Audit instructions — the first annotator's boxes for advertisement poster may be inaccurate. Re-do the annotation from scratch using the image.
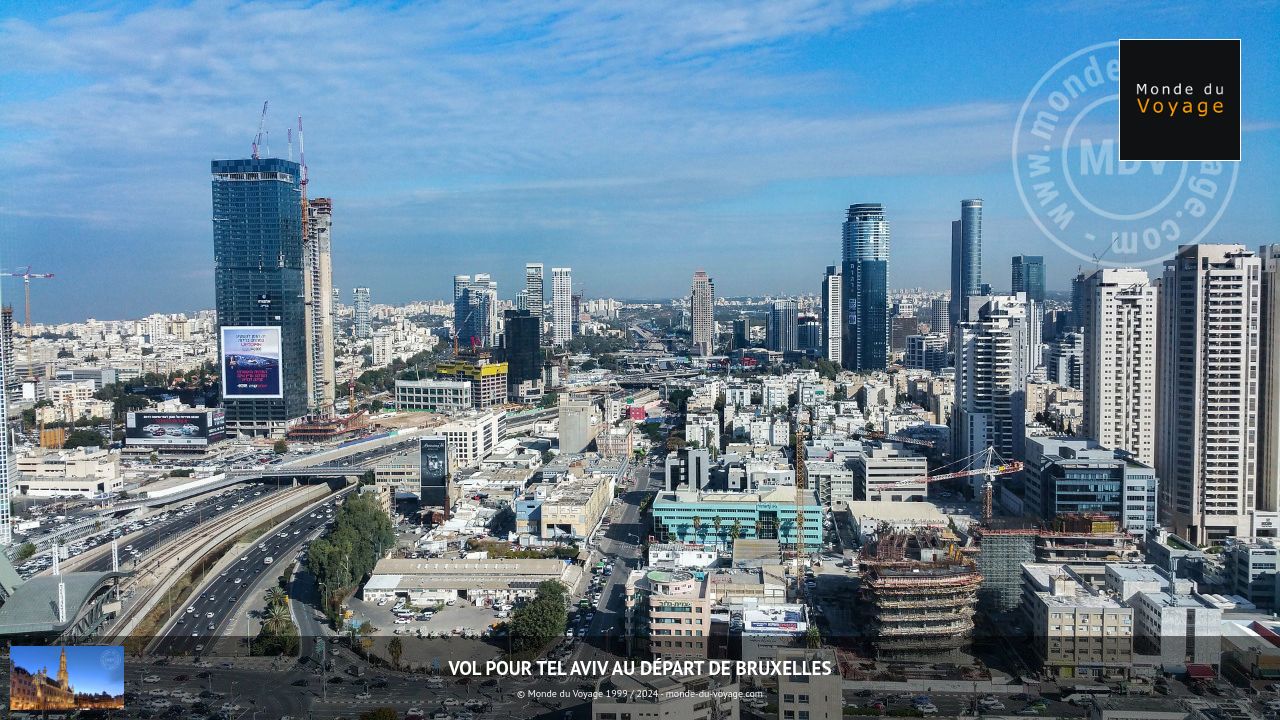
[125,411,225,447]
[220,326,283,399]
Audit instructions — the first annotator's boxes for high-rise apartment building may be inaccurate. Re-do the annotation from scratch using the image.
[212,157,308,435]
[1012,255,1046,306]
[352,286,371,338]
[551,267,573,345]
[767,300,799,353]
[690,270,715,356]
[1080,268,1157,466]
[0,291,10,544]
[842,203,890,371]
[950,199,983,330]
[928,297,950,335]
[524,263,545,322]
[502,309,541,399]
[1045,332,1084,390]
[0,305,13,393]
[302,197,336,416]
[1257,246,1280,519]
[1157,245,1263,543]
[954,294,1041,463]
[453,273,499,348]
[822,265,843,365]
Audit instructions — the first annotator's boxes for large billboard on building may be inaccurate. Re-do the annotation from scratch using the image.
[220,326,283,399]
[125,410,226,448]
[419,436,449,506]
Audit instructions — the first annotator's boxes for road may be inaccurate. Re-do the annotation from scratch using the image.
[154,493,344,657]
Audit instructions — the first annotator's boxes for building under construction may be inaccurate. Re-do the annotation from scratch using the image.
[858,530,982,662]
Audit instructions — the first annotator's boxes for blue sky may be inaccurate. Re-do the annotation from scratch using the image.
[1,1,1277,321]
[10,645,124,697]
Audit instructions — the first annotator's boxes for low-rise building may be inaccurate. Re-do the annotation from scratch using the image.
[776,647,842,720]
[1022,563,1134,679]
[438,410,504,469]
[591,675,738,720]
[362,558,570,606]
[394,379,472,413]
[853,442,928,502]
[652,485,823,551]
[538,474,614,540]
[647,543,719,569]
[14,447,123,498]
[624,568,711,660]
[1129,590,1222,672]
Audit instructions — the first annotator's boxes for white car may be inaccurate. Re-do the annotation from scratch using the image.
[143,675,161,683]
[206,612,214,618]
[234,577,242,584]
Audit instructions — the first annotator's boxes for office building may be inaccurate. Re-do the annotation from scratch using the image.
[950,199,983,330]
[1261,246,1280,520]
[1157,244,1262,543]
[797,313,821,352]
[1021,437,1158,539]
[501,309,541,398]
[1012,255,1046,306]
[436,410,504,469]
[732,316,751,350]
[624,568,712,659]
[558,394,595,454]
[436,356,508,409]
[0,305,13,393]
[905,333,948,372]
[690,270,715,356]
[394,379,472,413]
[854,442,929,502]
[551,267,573,345]
[775,648,842,720]
[767,299,799,353]
[524,262,545,321]
[652,485,823,550]
[302,197,336,416]
[1081,268,1157,466]
[821,265,842,365]
[1022,564,1133,679]
[352,286,371,338]
[954,294,1041,463]
[453,273,499,348]
[1045,332,1083,390]
[928,297,949,335]
[842,203,890,371]
[211,157,309,435]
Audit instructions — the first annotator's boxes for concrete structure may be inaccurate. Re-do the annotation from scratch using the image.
[690,270,715,356]
[14,447,122,498]
[954,293,1041,464]
[362,558,570,605]
[1081,268,1157,466]
[538,474,613,539]
[394,378,471,413]
[436,356,508,409]
[842,203,890,371]
[1223,540,1280,609]
[596,422,634,460]
[647,543,718,570]
[904,333,947,372]
[1157,245,1263,544]
[862,559,981,662]
[1022,437,1158,539]
[437,411,503,469]
[854,442,928,502]
[841,500,949,543]
[822,265,843,365]
[558,394,595,454]
[591,675,738,720]
[352,286,371,338]
[302,196,336,416]
[1022,564,1133,679]
[1261,246,1280,523]
[1129,590,1222,672]
[551,267,573,345]
[664,448,711,492]
[950,198,983,329]
[624,568,711,659]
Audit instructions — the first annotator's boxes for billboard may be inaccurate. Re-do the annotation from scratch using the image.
[221,326,283,399]
[125,410,225,448]
[419,436,449,506]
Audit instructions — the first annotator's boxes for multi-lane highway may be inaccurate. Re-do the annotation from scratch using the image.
[156,492,344,656]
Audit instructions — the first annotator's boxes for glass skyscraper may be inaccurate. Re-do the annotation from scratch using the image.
[950,199,983,329]
[841,203,890,372]
[212,157,309,435]
[1012,255,1046,306]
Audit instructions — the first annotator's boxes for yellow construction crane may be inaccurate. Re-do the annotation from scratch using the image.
[1,266,55,381]
[793,426,810,559]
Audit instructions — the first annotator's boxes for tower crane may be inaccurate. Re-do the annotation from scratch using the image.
[1,267,55,381]
[881,446,1023,524]
[250,100,269,160]
[792,425,811,561]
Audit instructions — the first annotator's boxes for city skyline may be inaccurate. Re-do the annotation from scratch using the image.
[2,2,1278,322]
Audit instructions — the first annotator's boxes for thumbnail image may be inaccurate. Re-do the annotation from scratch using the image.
[9,646,125,712]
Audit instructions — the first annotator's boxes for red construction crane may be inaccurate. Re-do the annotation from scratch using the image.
[882,447,1023,524]
[1,266,55,381]
[854,428,934,449]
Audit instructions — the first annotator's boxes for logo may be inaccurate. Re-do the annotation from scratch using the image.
[1012,41,1237,268]
[1119,39,1240,161]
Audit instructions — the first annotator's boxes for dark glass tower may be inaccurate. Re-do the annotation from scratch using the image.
[841,203,889,371]
[212,157,308,435]
[1012,255,1046,305]
[950,199,983,329]
[502,309,542,393]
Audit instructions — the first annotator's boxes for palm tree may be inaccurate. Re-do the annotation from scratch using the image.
[263,604,292,633]
[691,516,702,544]
[712,516,723,548]
[729,520,742,547]
[265,587,286,608]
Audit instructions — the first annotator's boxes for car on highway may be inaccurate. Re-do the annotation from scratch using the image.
[143,675,160,683]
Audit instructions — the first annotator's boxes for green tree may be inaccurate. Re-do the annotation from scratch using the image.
[729,520,742,546]
[265,587,287,608]
[308,493,396,613]
[263,603,292,633]
[806,625,822,649]
[360,710,400,720]
[508,581,568,654]
[63,429,105,449]
[15,542,36,562]
[539,391,560,409]
[387,636,404,668]
[273,439,289,454]
[369,399,384,413]
[712,516,723,546]
[691,516,702,543]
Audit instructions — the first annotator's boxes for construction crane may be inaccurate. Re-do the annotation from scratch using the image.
[792,425,811,561]
[852,428,934,449]
[1,266,55,381]
[250,100,269,160]
[882,447,1023,524]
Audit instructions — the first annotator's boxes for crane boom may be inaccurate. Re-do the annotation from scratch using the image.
[882,461,1022,490]
[251,100,269,160]
[1,267,55,381]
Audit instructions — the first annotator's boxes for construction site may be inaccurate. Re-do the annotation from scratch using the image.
[856,529,983,663]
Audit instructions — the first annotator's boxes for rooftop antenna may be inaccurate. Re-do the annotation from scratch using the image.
[251,100,269,159]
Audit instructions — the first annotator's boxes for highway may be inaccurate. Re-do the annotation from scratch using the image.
[155,492,344,657]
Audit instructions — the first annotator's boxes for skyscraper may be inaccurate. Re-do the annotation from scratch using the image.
[841,203,890,371]
[821,265,842,366]
[1157,244,1263,543]
[0,292,10,545]
[453,274,499,348]
[302,197,336,416]
[0,306,13,394]
[1080,268,1157,466]
[552,268,573,345]
[502,309,542,399]
[525,263,545,322]
[928,298,949,335]
[949,199,983,330]
[732,317,751,350]
[1011,255,1046,306]
[690,270,715,356]
[1257,245,1280,519]
[953,294,1041,464]
[353,287,371,339]
[767,300,799,353]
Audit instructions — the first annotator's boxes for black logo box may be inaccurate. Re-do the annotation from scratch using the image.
[1119,38,1240,162]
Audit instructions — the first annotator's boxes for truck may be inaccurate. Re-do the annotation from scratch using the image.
[263,557,273,565]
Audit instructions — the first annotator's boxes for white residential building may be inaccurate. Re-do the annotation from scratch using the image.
[1260,245,1280,520]
[1081,267,1157,466]
[438,411,504,469]
[524,263,545,321]
[853,442,928,502]
[954,293,1041,464]
[371,329,395,366]
[552,267,573,345]
[822,265,842,366]
[690,270,715,356]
